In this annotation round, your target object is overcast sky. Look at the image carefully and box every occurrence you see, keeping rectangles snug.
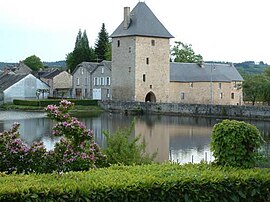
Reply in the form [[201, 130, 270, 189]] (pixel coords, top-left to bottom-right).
[[0, 0, 269, 64]]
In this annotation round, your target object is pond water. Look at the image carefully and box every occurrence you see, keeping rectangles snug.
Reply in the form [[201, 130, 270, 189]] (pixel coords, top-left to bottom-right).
[[0, 110, 269, 164]]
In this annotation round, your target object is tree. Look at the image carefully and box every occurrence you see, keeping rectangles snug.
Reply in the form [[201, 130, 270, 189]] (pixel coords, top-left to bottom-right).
[[171, 41, 203, 63], [24, 55, 43, 71], [66, 29, 96, 73], [242, 74, 266, 105], [94, 23, 111, 61]]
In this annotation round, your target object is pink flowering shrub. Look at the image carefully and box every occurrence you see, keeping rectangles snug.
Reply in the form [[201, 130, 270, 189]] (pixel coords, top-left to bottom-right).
[[0, 100, 106, 174], [0, 123, 48, 173], [45, 100, 106, 171]]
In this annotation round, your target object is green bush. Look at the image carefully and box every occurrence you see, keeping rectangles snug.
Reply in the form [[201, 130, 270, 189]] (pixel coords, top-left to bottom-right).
[[103, 120, 157, 166], [211, 119, 264, 168], [13, 99, 39, 106], [13, 99, 98, 107], [0, 163, 269, 201]]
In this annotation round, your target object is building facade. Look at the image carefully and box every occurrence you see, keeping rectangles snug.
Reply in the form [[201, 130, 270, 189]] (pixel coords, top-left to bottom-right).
[[0, 73, 49, 103], [72, 61, 111, 100], [110, 2, 243, 105]]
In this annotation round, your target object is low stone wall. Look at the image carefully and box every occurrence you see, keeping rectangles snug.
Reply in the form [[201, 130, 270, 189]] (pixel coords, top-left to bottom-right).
[[99, 100, 270, 120]]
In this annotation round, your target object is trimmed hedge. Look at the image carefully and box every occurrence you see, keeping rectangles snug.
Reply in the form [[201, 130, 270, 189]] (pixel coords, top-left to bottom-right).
[[0, 163, 269, 201], [13, 99, 98, 107]]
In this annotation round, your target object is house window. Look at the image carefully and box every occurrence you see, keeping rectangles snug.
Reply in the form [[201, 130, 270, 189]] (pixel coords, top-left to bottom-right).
[[117, 40, 120, 47], [85, 78, 88, 86], [220, 92, 223, 99], [76, 78, 80, 86], [189, 82, 193, 88], [146, 57, 149, 65], [100, 77, 104, 85], [129, 47, 131, 53], [94, 77, 98, 86], [219, 83, 222, 89], [231, 92, 235, 99], [234, 81, 237, 88], [151, 40, 155, 46], [101, 67, 104, 74], [85, 89, 88, 97], [106, 77, 110, 85], [143, 74, 146, 82], [180, 92, 185, 100], [107, 89, 110, 98], [81, 68, 84, 75], [128, 67, 131, 73]]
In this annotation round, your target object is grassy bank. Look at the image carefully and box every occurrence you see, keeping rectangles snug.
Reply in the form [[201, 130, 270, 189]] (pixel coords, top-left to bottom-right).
[[0, 103, 104, 116]]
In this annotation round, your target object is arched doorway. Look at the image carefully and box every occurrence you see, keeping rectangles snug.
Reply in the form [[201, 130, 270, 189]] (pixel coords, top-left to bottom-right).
[[145, 91, 156, 102]]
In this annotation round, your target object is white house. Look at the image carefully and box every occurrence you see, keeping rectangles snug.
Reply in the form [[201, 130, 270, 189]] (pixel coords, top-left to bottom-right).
[[0, 73, 50, 103]]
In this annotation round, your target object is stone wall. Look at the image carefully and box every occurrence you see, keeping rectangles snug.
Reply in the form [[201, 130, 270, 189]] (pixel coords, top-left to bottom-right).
[[169, 81, 243, 105], [99, 100, 270, 120]]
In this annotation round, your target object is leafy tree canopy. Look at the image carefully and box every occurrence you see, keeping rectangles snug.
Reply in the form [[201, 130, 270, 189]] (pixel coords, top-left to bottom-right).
[[24, 55, 43, 71], [94, 23, 111, 61], [66, 29, 96, 73], [171, 41, 203, 63]]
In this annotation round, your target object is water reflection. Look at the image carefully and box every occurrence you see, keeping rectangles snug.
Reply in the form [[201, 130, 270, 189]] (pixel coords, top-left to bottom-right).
[[0, 111, 269, 164]]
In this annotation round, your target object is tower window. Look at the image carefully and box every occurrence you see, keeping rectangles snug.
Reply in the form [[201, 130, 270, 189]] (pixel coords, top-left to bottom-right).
[[151, 40, 155, 46], [150, 85, 152, 89], [143, 74, 146, 82], [128, 47, 131, 53], [128, 67, 131, 73], [220, 92, 223, 99], [146, 57, 149, 65], [219, 83, 222, 89], [117, 40, 120, 47], [231, 93, 235, 99], [180, 92, 185, 100]]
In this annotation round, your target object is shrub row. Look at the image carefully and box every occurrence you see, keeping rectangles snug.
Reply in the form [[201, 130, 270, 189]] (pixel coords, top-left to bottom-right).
[[13, 99, 98, 107], [0, 163, 269, 201]]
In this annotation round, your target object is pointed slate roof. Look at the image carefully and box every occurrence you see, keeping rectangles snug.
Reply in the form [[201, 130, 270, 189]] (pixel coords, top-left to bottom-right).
[[110, 2, 173, 38], [170, 63, 243, 82]]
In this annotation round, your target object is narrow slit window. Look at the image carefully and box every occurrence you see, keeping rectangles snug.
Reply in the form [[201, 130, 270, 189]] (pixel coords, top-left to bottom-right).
[[117, 40, 120, 47], [143, 74, 146, 82], [146, 57, 149, 65]]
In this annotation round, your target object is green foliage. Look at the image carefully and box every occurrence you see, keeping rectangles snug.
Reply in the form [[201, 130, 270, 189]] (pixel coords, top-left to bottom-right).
[[211, 119, 264, 168], [23, 55, 43, 71], [235, 61, 269, 75], [171, 41, 203, 63], [94, 23, 111, 61], [13, 99, 98, 107], [242, 74, 267, 104], [0, 163, 270, 201], [66, 29, 96, 73], [103, 120, 156, 166]]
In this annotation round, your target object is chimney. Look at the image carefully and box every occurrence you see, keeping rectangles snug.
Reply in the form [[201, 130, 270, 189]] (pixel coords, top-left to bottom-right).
[[123, 7, 130, 30]]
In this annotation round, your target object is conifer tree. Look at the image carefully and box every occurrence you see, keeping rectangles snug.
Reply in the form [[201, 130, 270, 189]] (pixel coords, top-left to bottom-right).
[[66, 29, 96, 73], [94, 23, 111, 61]]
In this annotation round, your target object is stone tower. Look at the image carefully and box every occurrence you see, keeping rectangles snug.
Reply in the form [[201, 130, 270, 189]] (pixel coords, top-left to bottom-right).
[[110, 2, 173, 102]]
